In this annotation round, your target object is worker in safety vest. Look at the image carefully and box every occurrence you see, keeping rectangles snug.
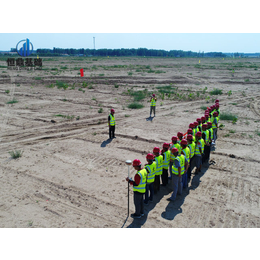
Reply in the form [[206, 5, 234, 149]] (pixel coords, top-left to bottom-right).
[[187, 128, 196, 142], [150, 94, 157, 117], [194, 121, 199, 134], [161, 143, 171, 186], [177, 132, 184, 144], [187, 134, 195, 180], [194, 131, 205, 174], [207, 121, 213, 159], [196, 118, 202, 132], [169, 136, 181, 180], [215, 102, 220, 116], [167, 148, 187, 202], [108, 108, 116, 139], [189, 123, 196, 137], [202, 123, 210, 164], [126, 159, 147, 219], [144, 153, 156, 205], [180, 139, 190, 189], [212, 111, 219, 142], [153, 147, 163, 194]]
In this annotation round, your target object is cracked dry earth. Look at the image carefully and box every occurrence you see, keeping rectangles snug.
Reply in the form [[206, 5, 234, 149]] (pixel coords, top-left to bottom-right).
[[0, 56, 260, 228]]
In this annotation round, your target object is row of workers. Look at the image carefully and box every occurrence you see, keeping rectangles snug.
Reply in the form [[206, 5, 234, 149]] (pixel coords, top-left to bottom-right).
[[126, 99, 220, 219]]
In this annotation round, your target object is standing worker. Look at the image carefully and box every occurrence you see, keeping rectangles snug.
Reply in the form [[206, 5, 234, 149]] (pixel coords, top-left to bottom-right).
[[153, 147, 163, 194], [126, 159, 147, 219], [201, 123, 210, 164], [187, 134, 195, 180], [108, 108, 116, 139], [180, 139, 190, 189], [167, 148, 187, 202], [169, 136, 181, 180], [194, 131, 205, 174], [161, 143, 171, 186], [212, 111, 219, 142], [144, 153, 156, 205], [150, 94, 157, 117]]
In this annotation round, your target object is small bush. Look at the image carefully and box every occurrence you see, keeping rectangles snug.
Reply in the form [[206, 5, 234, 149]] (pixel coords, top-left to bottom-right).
[[114, 84, 119, 88], [210, 88, 223, 95], [98, 108, 103, 113], [9, 150, 23, 159], [6, 99, 18, 104], [220, 112, 237, 121], [34, 77, 41, 80], [128, 102, 144, 109], [46, 83, 55, 88], [56, 81, 69, 90], [229, 130, 236, 133], [5, 90, 10, 94], [200, 106, 208, 110], [255, 130, 260, 136]]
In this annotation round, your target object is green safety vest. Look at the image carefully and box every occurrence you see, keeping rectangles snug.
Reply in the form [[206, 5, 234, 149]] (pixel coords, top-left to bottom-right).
[[212, 117, 219, 129], [188, 142, 195, 158], [193, 128, 197, 136], [154, 155, 163, 176], [163, 150, 171, 169], [202, 130, 209, 144], [172, 155, 185, 175], [145, 162, 156, 183], [208, 128, 213, 140], [108, 114, 115, 126], [195, 139, 205, 155], [170, 143, 181, 159], [133, 168, 147, 193], [182, 146, 190, 164], [150, 98, 156, 106]]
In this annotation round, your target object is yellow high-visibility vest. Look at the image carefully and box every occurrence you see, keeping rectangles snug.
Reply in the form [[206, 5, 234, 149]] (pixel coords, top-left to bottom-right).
[[150, 98, 156, 106], [133, 169, 147, 193], [145, 162, 156, 183], [108, 114, 115, 126]]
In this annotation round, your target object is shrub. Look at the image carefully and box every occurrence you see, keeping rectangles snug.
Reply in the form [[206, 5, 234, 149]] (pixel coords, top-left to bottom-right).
[[9, 150, 23, 159], [210, 88, 222, 95], [220, 112, 237, 121], [128, 102, 144, 109], [98, 108, 103, 113], [6, 99, 18, 104], [56, 81, 69, 90]]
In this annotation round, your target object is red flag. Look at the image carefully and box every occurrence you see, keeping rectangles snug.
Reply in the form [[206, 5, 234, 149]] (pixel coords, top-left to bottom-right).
[[80, 68, 84, 77]]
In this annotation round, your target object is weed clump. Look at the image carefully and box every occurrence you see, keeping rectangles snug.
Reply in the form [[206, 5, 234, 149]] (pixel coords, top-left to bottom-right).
[[9, 150, 23, 159], [210, 88, 222, 95], [128, 102, 144, 109]]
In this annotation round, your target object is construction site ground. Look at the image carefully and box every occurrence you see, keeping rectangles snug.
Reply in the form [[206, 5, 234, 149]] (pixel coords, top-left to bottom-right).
[[0, 56, 260, 228]]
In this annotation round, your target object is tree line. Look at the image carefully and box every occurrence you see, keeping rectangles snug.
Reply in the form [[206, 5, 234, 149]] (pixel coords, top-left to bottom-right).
[[33, 48, 227, 58]]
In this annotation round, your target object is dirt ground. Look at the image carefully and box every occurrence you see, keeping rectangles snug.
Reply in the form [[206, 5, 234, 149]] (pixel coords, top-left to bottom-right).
[[0, 56, 260, 228]]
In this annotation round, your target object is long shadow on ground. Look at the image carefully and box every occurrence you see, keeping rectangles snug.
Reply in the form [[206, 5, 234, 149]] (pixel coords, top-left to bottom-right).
[[101, 138, 112, 148]]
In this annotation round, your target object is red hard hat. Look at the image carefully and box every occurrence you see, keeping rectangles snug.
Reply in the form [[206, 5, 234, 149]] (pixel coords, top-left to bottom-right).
[[177, 132, 183, 137], [180, 139, 188, 146], [146, 153, 154, 160], [194, 121, 199, 126], [196, 131, 202, 137], [207, 121, 212, 126], [153, 147, 160, 153], [215, 103, 219, 108], [215, 99, 219, 103], [171, 136, 178, 141], [202, 123, 208, 129], [152, 94, 155, 97], [171, 147, 178, 154], [197, 118, 201, 122], [189, 123, 194, 128], [163, 142, 169, 149], [111, 108, 115, 113], [187, 128, 193, 134], [213, 111, 218, 116], [132, 159, 142, 167], [201, 116, 206, 121], [187, 134, 193, 140]]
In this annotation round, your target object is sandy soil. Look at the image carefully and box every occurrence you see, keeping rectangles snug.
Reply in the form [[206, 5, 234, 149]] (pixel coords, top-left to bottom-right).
[[0, 56, 260, 228]]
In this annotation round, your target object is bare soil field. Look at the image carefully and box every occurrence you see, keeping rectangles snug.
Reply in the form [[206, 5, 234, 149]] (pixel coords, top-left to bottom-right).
[[0, 56, 260, 228]]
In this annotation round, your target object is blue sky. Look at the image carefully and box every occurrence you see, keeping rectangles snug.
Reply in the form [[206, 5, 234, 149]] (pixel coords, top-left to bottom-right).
[[1, 2, 260, 53], [1, 33, 260, 53]]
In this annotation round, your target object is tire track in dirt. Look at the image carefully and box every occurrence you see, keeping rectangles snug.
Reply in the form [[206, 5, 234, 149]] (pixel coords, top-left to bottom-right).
[[1, 165, 126, 227]]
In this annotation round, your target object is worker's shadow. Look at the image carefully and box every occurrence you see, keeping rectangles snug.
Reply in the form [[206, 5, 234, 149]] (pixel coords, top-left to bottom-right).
[[161, 162, 209, 222], [100, 138, 112, 148], [146, 116, 154, 121], [126, 185, 171, 228]]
